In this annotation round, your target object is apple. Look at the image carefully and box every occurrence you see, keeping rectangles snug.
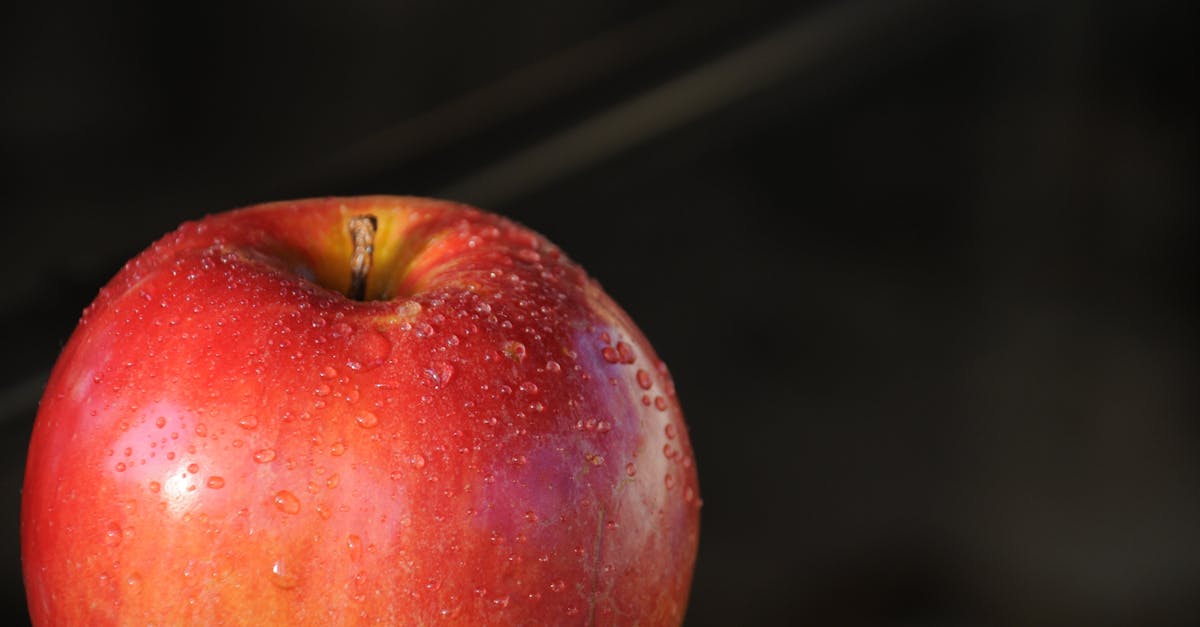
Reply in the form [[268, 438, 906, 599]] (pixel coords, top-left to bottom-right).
[[21, 196, 700, 624]]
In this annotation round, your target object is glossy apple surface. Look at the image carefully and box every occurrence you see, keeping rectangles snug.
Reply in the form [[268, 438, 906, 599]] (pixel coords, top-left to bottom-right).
[[22, 196, 700, 625]]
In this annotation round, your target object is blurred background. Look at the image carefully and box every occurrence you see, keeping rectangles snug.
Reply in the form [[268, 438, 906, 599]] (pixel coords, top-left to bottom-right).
[[1, 0, 1196, 624]]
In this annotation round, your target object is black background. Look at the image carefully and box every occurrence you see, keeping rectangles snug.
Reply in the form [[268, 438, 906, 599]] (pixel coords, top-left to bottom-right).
[[1, 1, 1196, 624]]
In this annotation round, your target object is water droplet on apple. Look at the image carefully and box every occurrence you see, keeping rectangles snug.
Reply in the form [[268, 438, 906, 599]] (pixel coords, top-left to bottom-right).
[[155, 416, 167, 429], [409, 454, 426, 468], [254, 449, 276, 463], [149, 481, 162, 493], [654, 396, 668, 411], [601, 347, 619, 363], [636, 369, 653, 390], [545, 360, 561, 373], [625, 463, 637, 477], [414, 322, 435, 339], [585, 453, 605, 466], [549, 580, 566, 593], [516, 248, 541, 264], [274, 490, 301, 515], [186, 463, 200, 474], [396, 299, 422, 316], [425, 362, 455, 388], [206, 476, 225, 489], [194, 423, 208, 437], [126, 572, 143, 591], [330, 441, 346, 456], [239, 415, 258, 430], [664, 473, 675, 490], [270, 559, 300, 589], [314, 384, 331, 397], [326, 473, 340, 489], [616, 341, 636, 364], [355, 411, 379, 429], [104, 522, 123, 547], [348, 327, 390, 371], [346, 534, 363, 562]]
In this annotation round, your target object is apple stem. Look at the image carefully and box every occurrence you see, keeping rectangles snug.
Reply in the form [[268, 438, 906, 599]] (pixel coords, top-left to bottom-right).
[[348, 215, 377, 301]]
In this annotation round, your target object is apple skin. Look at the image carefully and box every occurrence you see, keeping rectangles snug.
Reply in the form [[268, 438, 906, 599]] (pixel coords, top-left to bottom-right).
[[21, 196, 700, 625]]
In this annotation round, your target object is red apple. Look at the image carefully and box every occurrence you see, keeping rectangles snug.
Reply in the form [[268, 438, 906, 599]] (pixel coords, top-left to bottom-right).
[[21, 196, 700, 625]]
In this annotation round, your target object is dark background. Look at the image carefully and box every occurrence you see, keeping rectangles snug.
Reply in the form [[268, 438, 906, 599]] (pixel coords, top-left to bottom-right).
[[1, 0, 1196, 624]]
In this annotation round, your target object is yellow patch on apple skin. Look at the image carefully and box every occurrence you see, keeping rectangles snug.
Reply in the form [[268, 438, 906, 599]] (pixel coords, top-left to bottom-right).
[[333, 204, 435, 301], [272, 204, 409, 301], [299, 206, 371, 298], [354, 206, 406, 300]]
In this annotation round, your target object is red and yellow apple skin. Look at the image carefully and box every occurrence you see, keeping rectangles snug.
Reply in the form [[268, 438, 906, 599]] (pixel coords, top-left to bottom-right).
[[21, 196, 700, 625]]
